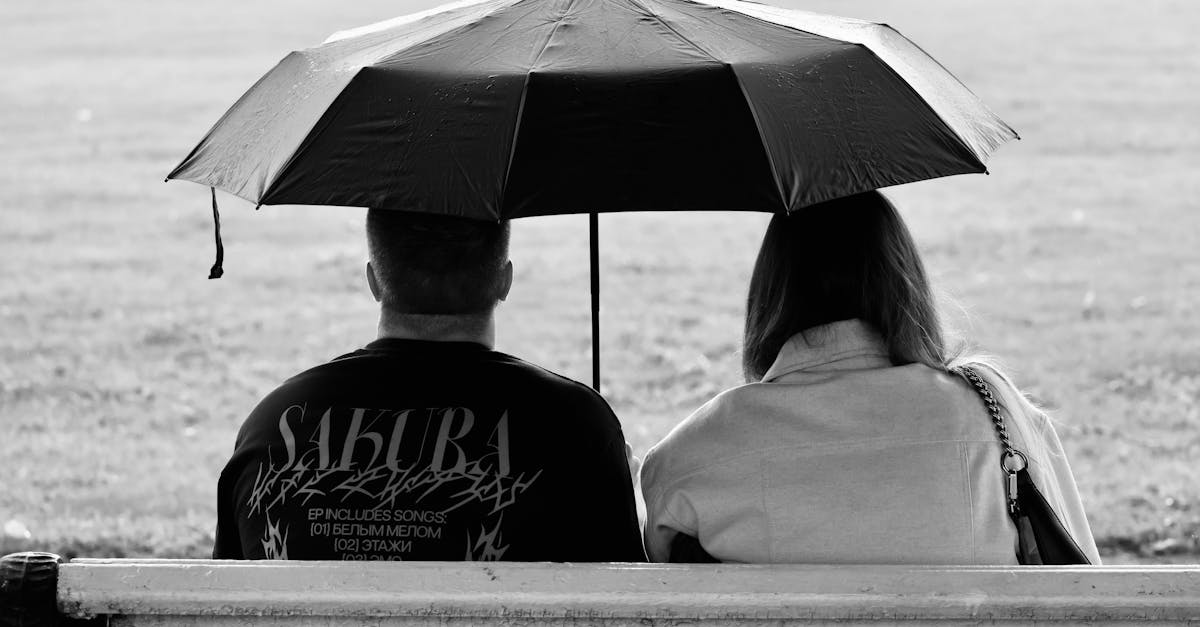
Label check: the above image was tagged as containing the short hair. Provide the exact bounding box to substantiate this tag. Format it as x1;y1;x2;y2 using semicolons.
366;210;510;315
742;191;946;381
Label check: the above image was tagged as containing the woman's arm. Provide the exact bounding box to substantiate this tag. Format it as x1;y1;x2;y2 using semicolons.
640;448;704;562
1030;412;1102;564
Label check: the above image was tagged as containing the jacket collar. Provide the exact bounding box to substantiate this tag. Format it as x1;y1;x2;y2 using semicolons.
761;319;891;382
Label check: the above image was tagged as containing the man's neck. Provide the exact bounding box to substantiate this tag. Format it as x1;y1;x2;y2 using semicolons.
376;308;496;348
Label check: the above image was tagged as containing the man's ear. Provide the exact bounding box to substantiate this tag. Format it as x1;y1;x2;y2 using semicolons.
366;262;382;303
497;260;513;302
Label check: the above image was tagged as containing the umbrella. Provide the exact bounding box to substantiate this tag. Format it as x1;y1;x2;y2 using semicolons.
167;0;1017;391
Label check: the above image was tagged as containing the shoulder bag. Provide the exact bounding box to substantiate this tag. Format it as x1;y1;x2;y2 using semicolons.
955;366;1091;565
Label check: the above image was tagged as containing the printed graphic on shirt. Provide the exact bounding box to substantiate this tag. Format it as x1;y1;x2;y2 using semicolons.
245;403;540;561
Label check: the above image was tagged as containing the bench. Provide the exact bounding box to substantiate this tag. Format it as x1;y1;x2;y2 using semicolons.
3;551;1199;625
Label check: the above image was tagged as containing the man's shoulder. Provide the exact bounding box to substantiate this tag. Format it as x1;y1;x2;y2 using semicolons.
482;351;621;433
487;350;606;399
244;344;612;423
247;348;373;405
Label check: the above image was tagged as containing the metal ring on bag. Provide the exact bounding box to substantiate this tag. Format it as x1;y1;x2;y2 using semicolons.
1000;450;1028;474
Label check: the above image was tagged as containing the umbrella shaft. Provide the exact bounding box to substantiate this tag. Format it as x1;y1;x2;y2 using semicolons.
590;212;600;393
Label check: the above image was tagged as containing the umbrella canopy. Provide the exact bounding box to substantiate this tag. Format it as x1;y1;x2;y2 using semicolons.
167;0;1016;217
168;0;1018;390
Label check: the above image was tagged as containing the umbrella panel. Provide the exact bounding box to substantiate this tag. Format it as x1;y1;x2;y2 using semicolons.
261;66;531;218
502;65;785;217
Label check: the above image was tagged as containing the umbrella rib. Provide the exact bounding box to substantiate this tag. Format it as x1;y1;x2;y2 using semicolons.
498;72;532;217
165;52;311;204
725;65;790;212
681;0;1017;161
623;0;721;64
256;65;370;206
653;0;999;203
528;0;577;69
324;0;504;44
500;0;575;215
624;0;789;211
848;43;989;173
867;23;1019;156
251;0;535;206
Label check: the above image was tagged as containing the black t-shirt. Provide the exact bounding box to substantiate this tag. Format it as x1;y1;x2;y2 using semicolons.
213;339;646;562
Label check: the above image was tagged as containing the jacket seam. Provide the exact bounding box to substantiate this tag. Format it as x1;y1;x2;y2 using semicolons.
759;458;772;562
648;437;1003;496
960;441;977;563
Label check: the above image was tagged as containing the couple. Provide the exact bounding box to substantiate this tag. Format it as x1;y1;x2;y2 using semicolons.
213;191;1101;564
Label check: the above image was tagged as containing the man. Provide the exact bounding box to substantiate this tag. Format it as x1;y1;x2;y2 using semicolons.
213;210;645;562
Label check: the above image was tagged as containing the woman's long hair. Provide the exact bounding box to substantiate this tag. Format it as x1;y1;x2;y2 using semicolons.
742;191;946;381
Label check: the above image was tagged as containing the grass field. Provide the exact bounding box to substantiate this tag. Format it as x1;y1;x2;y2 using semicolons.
1;0;1198;562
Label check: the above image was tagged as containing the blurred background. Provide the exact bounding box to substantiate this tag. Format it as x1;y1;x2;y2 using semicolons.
1;0;1197;562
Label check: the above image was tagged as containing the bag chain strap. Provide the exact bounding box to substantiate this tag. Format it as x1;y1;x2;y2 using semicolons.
956;366;1028;516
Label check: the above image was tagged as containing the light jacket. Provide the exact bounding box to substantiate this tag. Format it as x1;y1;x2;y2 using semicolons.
640;319;1100;564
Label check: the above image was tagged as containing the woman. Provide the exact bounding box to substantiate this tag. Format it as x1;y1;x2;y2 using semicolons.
639;191;1100;564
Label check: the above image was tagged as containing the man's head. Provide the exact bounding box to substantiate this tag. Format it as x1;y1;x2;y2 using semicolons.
366;209;512;316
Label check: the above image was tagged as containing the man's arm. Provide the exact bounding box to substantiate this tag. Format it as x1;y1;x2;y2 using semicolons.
211;466;245;559
559;399;647;562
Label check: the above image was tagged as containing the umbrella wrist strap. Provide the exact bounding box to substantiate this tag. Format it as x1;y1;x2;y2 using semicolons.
208;187;224;279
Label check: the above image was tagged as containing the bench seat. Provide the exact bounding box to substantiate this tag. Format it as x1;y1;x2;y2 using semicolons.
3;553;1199;625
